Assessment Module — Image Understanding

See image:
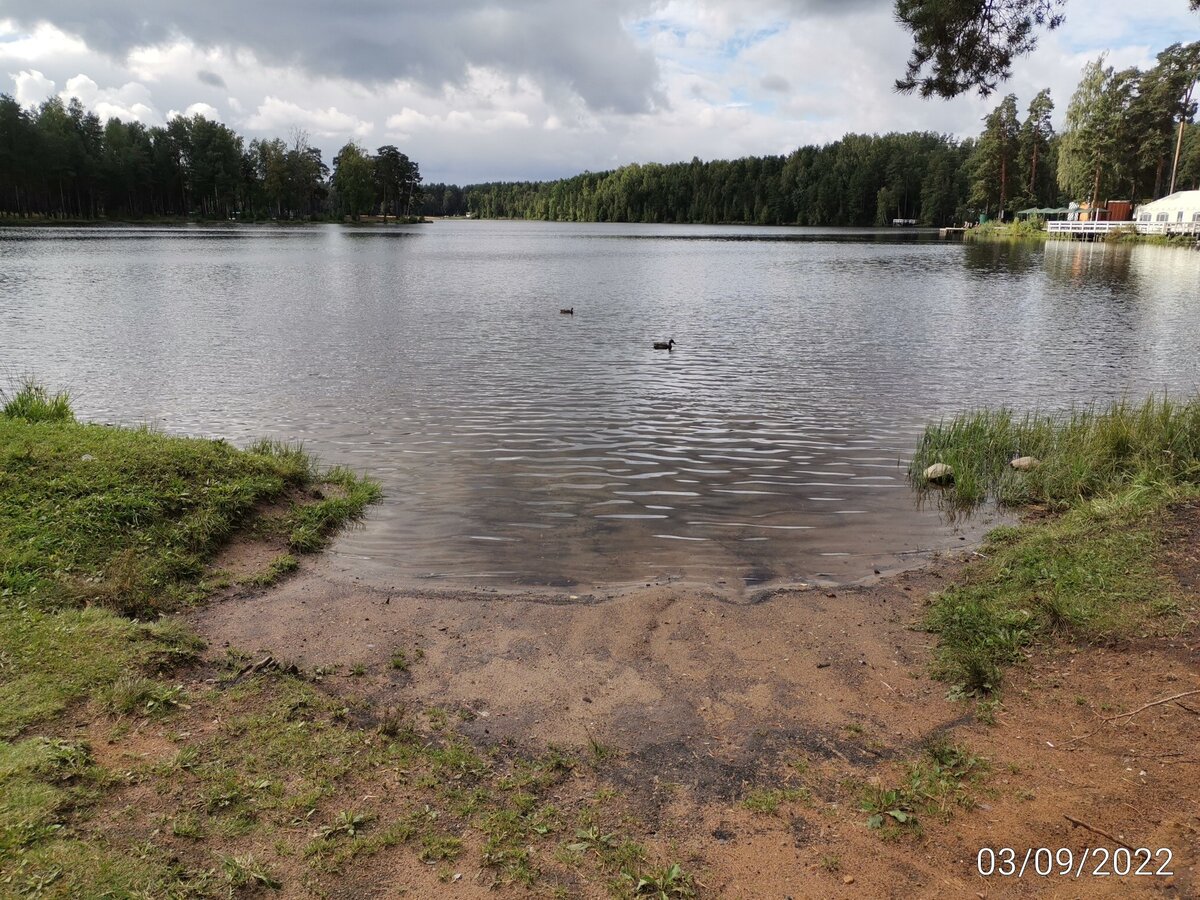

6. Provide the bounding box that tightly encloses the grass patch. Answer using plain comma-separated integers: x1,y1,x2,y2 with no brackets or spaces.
910,397,1200,510
622,862,696,898
860,739,987,836
741,787,807,814
966,218,1048,241
0,385,382,894
912,397,1200,694
926,498,1175,694
1,378,74,423
242,553,299,588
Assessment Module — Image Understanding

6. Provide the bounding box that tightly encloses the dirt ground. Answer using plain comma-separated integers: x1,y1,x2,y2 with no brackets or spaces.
184,517,1200,899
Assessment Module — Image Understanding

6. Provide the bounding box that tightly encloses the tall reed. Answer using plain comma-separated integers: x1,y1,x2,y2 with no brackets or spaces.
911,396,1200,509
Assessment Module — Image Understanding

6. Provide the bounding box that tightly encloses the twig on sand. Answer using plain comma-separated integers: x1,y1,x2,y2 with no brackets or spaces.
823,742,851,763
1102,690,1200,722
1064,815,1135,850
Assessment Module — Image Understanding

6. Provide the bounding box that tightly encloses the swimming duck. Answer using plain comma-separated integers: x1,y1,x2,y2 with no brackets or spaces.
560,307,574,315
653,338,676,350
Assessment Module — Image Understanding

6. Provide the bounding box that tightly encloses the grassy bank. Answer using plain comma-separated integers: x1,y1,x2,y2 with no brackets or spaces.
0,386,712,897
910,397,1198,695
0,383,385,894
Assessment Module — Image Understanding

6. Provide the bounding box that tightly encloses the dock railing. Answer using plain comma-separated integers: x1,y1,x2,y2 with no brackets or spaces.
1047,220,1200,237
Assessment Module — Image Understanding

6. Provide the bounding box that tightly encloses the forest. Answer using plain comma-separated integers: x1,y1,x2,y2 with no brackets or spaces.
0,94,419,221
0,41,1196,226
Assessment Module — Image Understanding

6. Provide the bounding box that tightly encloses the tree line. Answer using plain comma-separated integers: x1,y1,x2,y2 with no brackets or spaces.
0,93,423,221
459,134,974,226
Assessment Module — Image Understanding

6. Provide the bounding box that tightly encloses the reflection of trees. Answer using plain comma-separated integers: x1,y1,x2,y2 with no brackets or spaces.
963,239,1040,274
1042,240,1133,289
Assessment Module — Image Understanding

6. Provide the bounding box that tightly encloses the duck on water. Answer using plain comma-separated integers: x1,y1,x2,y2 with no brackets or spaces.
653,338,676,351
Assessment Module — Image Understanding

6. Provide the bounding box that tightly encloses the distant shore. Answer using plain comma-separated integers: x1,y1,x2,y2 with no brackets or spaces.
0,214,430,227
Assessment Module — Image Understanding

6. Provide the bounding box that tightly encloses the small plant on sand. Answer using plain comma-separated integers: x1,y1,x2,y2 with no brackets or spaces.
104,676,188,717
862,739,987,834
243,553,298,588
316,810,374,840
221,853,281,890
587,734,617,764
622,862,696,898
419,833,463,862
566,825,619,856
742,787,807,814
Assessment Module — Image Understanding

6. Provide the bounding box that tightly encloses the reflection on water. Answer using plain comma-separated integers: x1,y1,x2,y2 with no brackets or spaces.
2,222,1198,589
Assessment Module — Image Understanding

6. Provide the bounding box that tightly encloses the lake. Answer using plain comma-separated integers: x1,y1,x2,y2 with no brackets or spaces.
3,221,1199,591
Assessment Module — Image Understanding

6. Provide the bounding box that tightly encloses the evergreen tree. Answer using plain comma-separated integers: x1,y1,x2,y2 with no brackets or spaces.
1057,57,1136,210
969,95,1020,219
1017,88,1056,207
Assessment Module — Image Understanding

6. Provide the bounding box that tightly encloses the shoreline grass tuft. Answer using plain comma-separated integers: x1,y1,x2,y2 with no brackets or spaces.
1,378,74,424
911,396,1200,510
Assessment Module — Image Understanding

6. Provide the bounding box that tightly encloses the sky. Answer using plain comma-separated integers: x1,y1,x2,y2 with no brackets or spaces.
1,1,1197,184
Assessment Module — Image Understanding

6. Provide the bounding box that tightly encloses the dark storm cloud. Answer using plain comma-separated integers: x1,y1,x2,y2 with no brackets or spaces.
3,0,662,113
196,69,226,88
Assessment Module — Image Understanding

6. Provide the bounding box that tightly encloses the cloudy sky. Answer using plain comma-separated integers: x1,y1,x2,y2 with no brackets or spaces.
2,1,1196,184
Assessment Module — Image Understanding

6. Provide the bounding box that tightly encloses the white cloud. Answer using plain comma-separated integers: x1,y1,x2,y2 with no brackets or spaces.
0,20,88,62
185,101,219,119
246,96,373,139
56,73,161,123
10,68,54,106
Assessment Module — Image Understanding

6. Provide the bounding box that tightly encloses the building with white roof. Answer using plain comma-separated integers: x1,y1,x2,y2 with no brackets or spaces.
1134,190,1200,232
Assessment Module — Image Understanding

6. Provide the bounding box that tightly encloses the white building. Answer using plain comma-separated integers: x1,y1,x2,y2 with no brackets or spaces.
1134,190,1200,233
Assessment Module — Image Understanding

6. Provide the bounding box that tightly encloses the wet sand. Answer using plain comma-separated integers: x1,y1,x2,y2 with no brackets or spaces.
194,556,967,763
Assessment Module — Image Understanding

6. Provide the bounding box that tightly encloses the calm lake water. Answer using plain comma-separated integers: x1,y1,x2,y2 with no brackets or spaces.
3,222,1199,590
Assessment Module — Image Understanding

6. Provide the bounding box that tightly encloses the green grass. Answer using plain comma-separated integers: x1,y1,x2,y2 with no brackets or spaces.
0,385,382,895
925,498,1178,694
966,218,1048,240
242,553,299,588
911,397,1200,510
1,378,74,423
912,397,1198,694
741,787,807,814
